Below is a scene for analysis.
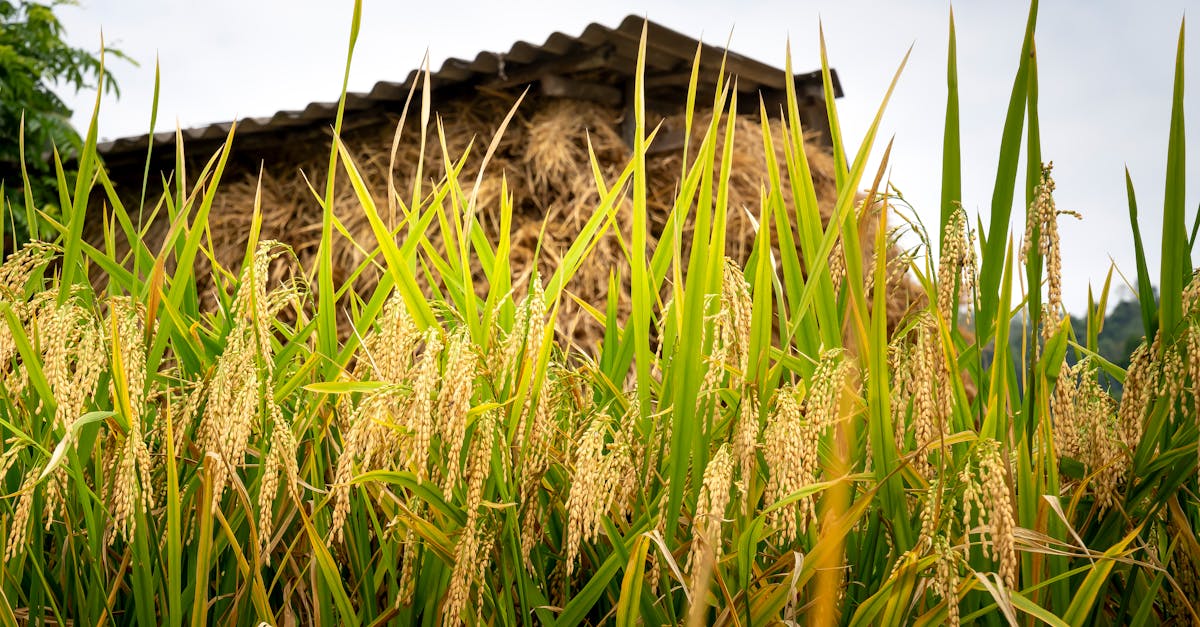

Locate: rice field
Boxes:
[1,2,1199,625]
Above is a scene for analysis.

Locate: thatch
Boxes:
[111,91,925,348]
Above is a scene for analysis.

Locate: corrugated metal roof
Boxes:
[98,15,841,158]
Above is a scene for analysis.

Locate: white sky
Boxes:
[57,0,1200,314]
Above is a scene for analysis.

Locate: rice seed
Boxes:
[804,349,852,430]
[733,387,759,506]
[1020,163,1077,343]
[199,314,258,511]
[3,473,36,561]
[721,260,753,379]
[762,383,818,542]
[438,328,475,492]
[829,239,846,295]
[40,300,104,434]
[686,444,734,627]
[937,205,975,325]
[199,242,294,513]
[518,373,561,568]
[406,328,442,484]
[443,410,498,627]
[908,315,953,478]
[331,386,408,541]
[963,440,1016,588]
[107,297,155,545]
[500,274,546,383]
[933,536,962,627]
[360,293,421,384]
[1119,340,1154,448]
[0,241,57,297]
[564,408,633,575]
[258,400,300,559]
[397,499,424,606]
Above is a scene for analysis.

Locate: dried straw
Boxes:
[99,92,925,348]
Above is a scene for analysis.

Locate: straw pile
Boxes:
[119,92,925,349]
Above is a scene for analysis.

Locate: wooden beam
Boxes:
[539,75,623,107]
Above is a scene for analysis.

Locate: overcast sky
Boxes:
[57,0,1200,314]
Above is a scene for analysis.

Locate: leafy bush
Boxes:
[0,0,121,247]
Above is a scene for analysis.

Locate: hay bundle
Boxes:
[118,91,924,348]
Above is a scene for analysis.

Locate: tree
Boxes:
[0,0,122,248]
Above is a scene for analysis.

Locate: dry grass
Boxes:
[103,93,923,349]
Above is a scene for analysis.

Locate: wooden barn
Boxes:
[92,16,920,347]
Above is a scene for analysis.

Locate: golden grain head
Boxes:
[363,292,421,384]
[200,242,300,514]
[733,388,759,504]
[259,401,300,558]
[686,444,734,611]
[438,328,475,491]
[1118,341,1153,448]
[721,260,753,378]
[804,348,853,430]
[443,410,499,627]
[39,301,104,433]
[976,440,1016,588]
[936,205,976,325]
[397,518,420,606]
[933,535,962,627]
[199,323,259,512]
[829,239,847,295]
[331,385,409,541]
[3,473,37,561]
[518,373,565,567]
[1056,359,1125,511]
[762,383,820,542]
[564,412,627,575]
[1019,163,1077,343]
[1160,343,1185,421]
[405,328,442,484]
[0,241,57,298]
[906,315,953,478]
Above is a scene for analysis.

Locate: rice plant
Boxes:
[0,1,1198,625]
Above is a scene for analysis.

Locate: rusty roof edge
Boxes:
[98,16,840,157]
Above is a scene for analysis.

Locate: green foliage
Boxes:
[1073,291,1148,370]
[0,2,1198,625]
[0,0,122,246]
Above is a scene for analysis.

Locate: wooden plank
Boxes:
[540,75,623,107]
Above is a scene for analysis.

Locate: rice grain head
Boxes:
[199,241,294,513]
[331,386,409,541]
[937,205,975,325]
[1020,163,1076,343]
[563,409,634,576]
[258,399,301,558]
[407,328,443,484]
[3,473,37,561]
[107,297,155,545]
[733,387,759,507]
[907,315,953,478]
[1118,341,1154,448]
[721,260,753,379]
[686,444,734,627]
[518,371,564,568]
[763,382,823,542]
[963,440,1017,588]
[934,535,962,627]
[0,241,57,304]
[438,328,477,492]
[443,410,499,627]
